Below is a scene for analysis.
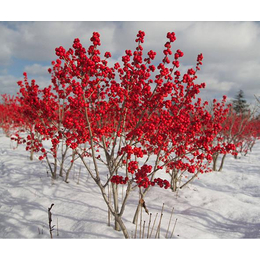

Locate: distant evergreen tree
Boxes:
[232,90,250,114]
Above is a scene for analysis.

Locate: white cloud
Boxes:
[0,24,18,65]
[11,22,118,61]
[24,64,50,76]
[0,74,21,96]
[0,65,52,96]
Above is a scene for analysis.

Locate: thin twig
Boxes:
[149,212,158,238]
[147,213,152,239]
[170,218,178,238]
[107,175,111,227]
[139,203,143,239]
[134,208,139,239]
[122,185,124,203]
[48,203,55,239]
[166,207,174,238]
[142,221,146,239]
[155,203,164,239]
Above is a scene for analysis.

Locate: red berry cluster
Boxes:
[135,30,145,43]
[135,164,153,188]
[147,50,156,60]
[90,32,101,46]
[167,32,176,42]
[152,178,171,189]
[196,53,203,70]
[127,161,139,174]
[111,175,129,185]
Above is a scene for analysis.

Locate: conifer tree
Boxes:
[232,90,250,114]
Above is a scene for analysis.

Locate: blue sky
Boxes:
[0,21,260,105]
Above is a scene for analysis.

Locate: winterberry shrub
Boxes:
[38,30,232,237]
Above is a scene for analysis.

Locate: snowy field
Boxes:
[1,129,260,241]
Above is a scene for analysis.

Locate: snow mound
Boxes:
[1,131,260,239]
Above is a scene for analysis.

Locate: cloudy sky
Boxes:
[0,21,259,104]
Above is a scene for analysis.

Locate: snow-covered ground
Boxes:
[1,129,260,241]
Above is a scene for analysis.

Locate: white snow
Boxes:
[0,129,260,257]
